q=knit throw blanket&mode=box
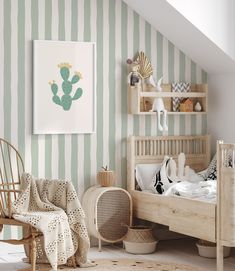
[11,173,90,271]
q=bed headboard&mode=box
[127,135,211,191]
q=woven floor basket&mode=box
[124,226,155,243]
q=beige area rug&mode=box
[34,259,202,271]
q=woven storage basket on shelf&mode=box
[123,225,157,254]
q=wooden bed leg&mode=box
[216,243,223,271]
[98,238,102,252]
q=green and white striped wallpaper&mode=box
[0,0,207,207]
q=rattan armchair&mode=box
[0,138,39,271]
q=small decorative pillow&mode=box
[135,163,162,191]
[149,156,174,194]
[206,154,217,180]
[206,151,233,181]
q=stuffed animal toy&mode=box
[148,76,168,132]
[126,59,142,86]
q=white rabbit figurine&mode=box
[148,76,168,132]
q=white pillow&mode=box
[135,163,162,191]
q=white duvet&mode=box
[164,180,217,201]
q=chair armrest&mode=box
[0,189,22,218]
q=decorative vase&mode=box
[194,102,202,112]
[97,167,115,187]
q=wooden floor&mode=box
[0,239,235,270]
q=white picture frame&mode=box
[33,40,96,134]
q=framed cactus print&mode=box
[33,40,96,134]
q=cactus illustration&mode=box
[49,63,83,111]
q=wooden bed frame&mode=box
[127,135,235,271]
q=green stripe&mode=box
[121,2,128,187]
[96,0,104,171]
[58,0,65,179]
[58,0,65,40]
[191,61,197,135]
[157,31,163,80]
[45,136,52,178]
[191,61,197,83]
[202,70,207,134]
[45,0,52,40]
[71,0,78,41]
[202,114,207,135]
[191,115,196,135]
[31,0,39,177]
[133,12,139,135]
[202,70,207,83]
[145,22,151,136]
[4,0,11,142]
[109,0,116,170]
[84,0,91,190]
[71,1,78,191]
[18,0,25,162]
[156,31,163,135]
[168,115,174,135]
[167,41,174,136]
[45,0,52,179]
[179,51,185,82]
[168,41,174,83]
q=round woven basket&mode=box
[123,225,157,254]
[124,226,155,243]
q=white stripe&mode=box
[103,0,109,167]
[174,115,180,136]
[37,0,45,178]
[10,0,18,148]
[77,0,84,40]
[139,17,145,135]
[185,115,191,135]
[51,135,58,179]
[174,46,180,82]
[162,37,168,84]
[76,0,85,192]
[10,226,19,240]
[64,0,72,181]
[64,0,71,41]
[77,134,84,199]
[114,0,122,187]
[185,56,191,83]
[127,6,133,137]
[51,1,59,179]
[90,0,97,186]
[151,27,157,135]
[196,115,202,135]
[0,0,3,137]
[24,0,32,173]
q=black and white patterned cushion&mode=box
[206,155,217,180]
[172,83,190,112]
[151,156,174,194]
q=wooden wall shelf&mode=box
[128,83,208,115]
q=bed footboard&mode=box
[217,142,235,247]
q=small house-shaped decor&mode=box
[180,98,193,112]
